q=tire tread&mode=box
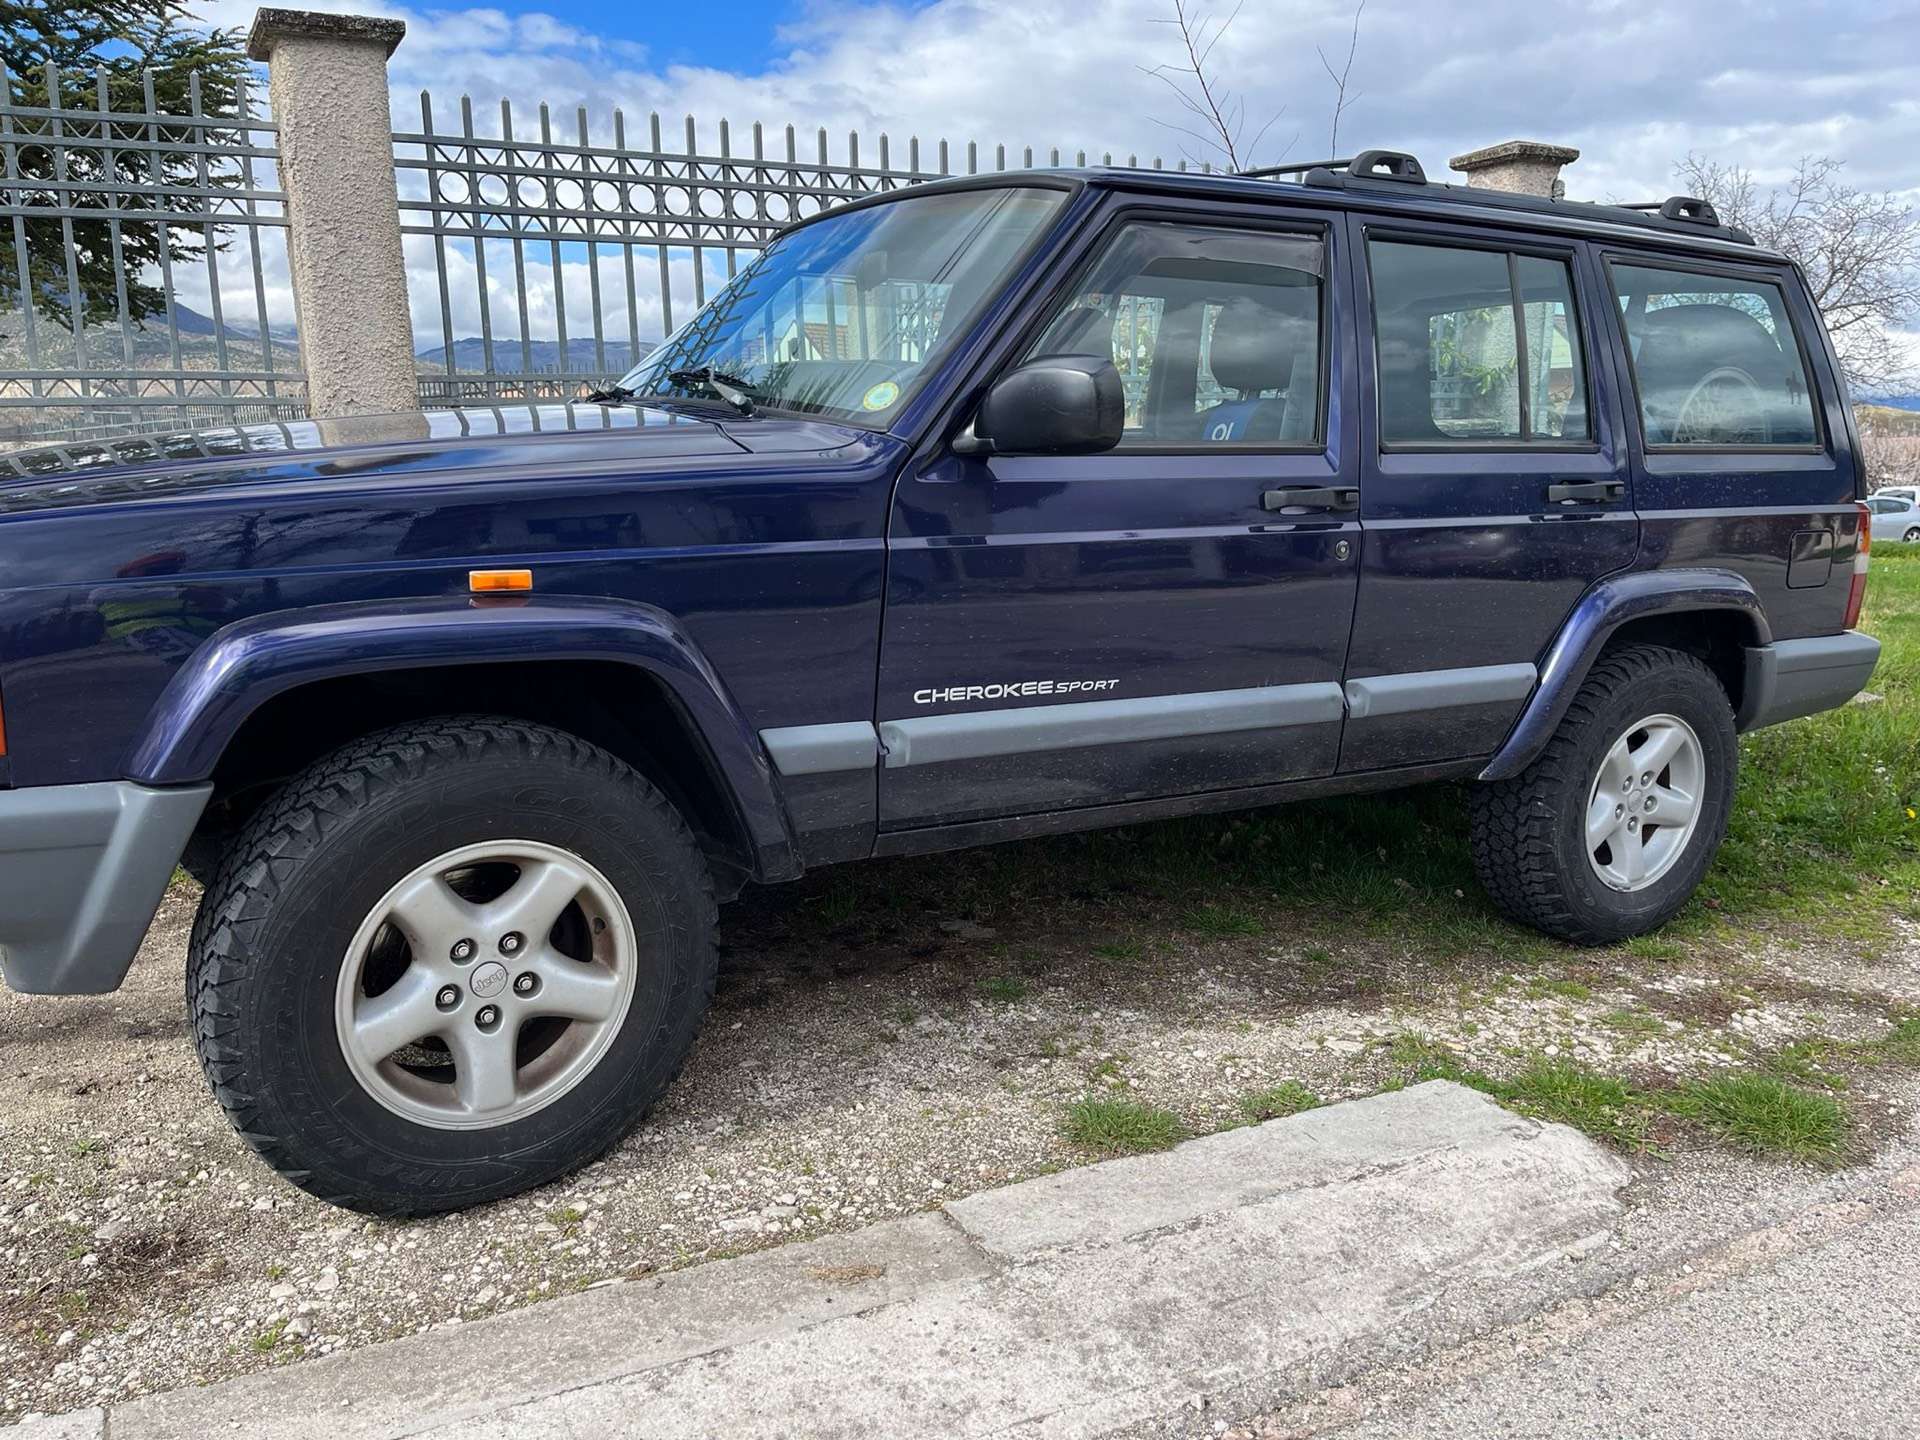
[186,715,717,1214]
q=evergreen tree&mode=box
[1,0,248,327]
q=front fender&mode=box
[122,594,803,881]
[1478,569,1770,783]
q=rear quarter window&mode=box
[1611,263,1820,449]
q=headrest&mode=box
[1208,294,1312,396]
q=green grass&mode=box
[1239,1081,1321,1122]
[1390,1033,1848,1162]
[1697,545,1920,934]
[1858,1014,1920,1067]
[1765,1037,1848,1091]
[978,976,1029,1003]
[1602,1007,1668,1040]
[1063,1098,1184,1155]
[1667,1074,1848,1162]
[1182,903,1264,937]
[1527,976,1593,1001]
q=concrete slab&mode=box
[25,1082,1631,1440]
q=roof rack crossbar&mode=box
[1239,150,1428,185]
[1237,158,1351,178]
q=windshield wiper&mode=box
[665,366,757,417]
[583,382,638,405]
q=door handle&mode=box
[1262,485,1360,513]
[1544,480,1626,505]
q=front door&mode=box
[876,205,1360,831]
[1341,218,1639,771]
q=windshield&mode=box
[615,185,1069,424]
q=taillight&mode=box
[1844,500,1871,630]
[0,685,8,757]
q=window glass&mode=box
[1025,222,1325,446]
[617,186,1066,423]
[1369,240,1591,445]
[1517,255,1588,441]
[1612,264,1818,447]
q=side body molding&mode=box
[1479,568,1771,783]
[123,595,803,881]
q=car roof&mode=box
[795,165,1791,268]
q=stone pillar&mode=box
[248,9,417,418]
[1448,140,1580,198]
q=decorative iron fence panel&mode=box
[395,97,1161,404]
[0,64,305,448]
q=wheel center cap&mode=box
[470,961,509,999]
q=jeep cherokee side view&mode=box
[0,152,1880,1213]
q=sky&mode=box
[173,0,1920,370]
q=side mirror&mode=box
[954,355,1125,457]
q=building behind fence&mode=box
[0,5,1197,450]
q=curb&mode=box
[18,1082,1631,1439]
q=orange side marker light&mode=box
[469,569,533,594]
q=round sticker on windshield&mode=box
[861,380,900,412]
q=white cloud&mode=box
[180,0,1920,365]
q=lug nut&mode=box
[1621,778,1633,794]
[499,932,524,956]
[513,972,538,996]
[1627,817,1639,832]
[1615,804,1625,819]
[450,939,476,963]
[436,985,460,1010]
[1644,797,1657,812]
[1640,771,1653,787]
[475,1005,500,1030]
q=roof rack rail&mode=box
[1620,195,1722,226]
[1238,150,1428,184]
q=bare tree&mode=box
[1676,153,1920,394]
[1318,0,1365,158]
[1142,0,1286,172]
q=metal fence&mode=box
[394,97,1162,403]
[0,64,304,447]
[0,53,1174,443]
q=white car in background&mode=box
[1869,492,1920,544]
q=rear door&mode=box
[1343,216,1637,770]
[876,197,1360,830]
[1598,251,1861,637]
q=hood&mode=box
[0,402,878,515]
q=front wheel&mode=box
[1469,645,1737,944]
[187,717,717,1214]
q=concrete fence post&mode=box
[247,9,417,418]
[1448,140,1581,198]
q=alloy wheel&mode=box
[333,840,638,1129]
[1584,713,1706,893]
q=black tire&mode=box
[1903,526,1920,545]
[1469,644,1737,945]
[187,716,717,1215]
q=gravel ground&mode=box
[5,855,1919,1426]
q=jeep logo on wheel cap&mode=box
[470,961,509,999]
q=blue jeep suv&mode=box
[0,152,1881,1212]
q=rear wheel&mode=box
[187,716,717,1214]
[1903,525,1919,544]
[1469,645,1737,944]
